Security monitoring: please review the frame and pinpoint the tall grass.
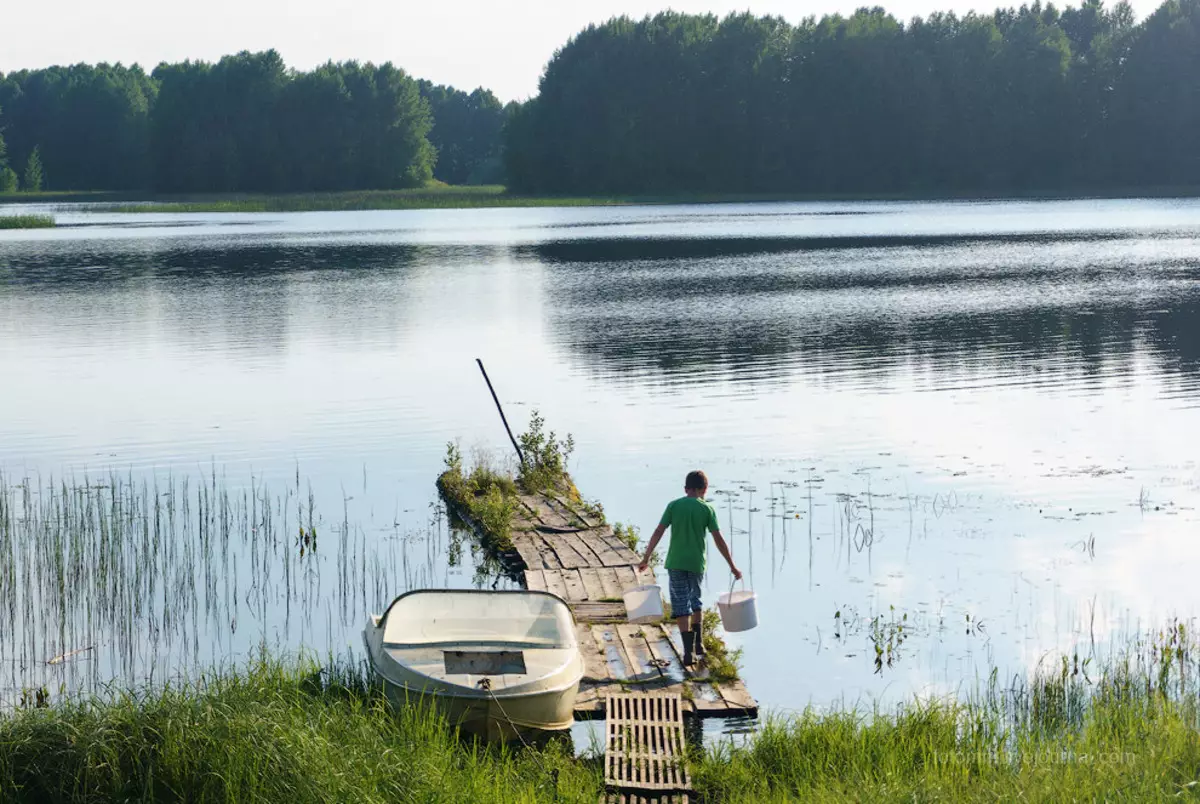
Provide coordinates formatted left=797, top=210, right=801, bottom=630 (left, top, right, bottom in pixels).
left=696, top=631, right=1200, bottom=801
left=0, top=214, right=54, bottom=229
left=0, top=469, right=437, bottom=705
left=0, top=655, right=602, bottom=803
left=3, top=640, right=1200, bottom=802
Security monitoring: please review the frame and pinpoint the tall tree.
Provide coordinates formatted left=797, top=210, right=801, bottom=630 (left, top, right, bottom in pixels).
left=22, top=145, right=42, bottom=191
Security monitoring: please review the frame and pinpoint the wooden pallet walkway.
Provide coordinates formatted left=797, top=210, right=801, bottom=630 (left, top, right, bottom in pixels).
left=605, top=693, right=691, bottom=802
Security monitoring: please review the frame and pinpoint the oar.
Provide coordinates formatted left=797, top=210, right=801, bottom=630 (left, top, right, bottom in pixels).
left=476, top=358, right=526, bottom=468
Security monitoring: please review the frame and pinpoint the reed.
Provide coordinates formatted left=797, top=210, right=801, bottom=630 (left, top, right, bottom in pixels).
left=0, top=214, right=54, bottom=229
left=0, top=468, right=433, bottom=706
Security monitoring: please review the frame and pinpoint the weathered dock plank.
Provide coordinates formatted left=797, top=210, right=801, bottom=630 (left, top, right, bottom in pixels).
left=574, top=624, right=758, bottom=719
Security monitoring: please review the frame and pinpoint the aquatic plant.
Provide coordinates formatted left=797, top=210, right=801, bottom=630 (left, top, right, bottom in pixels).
left=0, top=468, right=432, bottom=706
left=0, top=214, right=54, bottom=229
left=516, top=410, right=575, bottom=495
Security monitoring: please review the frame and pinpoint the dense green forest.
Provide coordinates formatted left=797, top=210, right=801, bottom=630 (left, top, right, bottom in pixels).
left=507, top=0, right=1200, bottom=194
left=1, top=0, right=1198, bottom=196
left=0, top=52, right=506, bottom=193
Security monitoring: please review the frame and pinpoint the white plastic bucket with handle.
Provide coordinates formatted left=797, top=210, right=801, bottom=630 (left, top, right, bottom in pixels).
left=717, top=580, right=758, bottom=632
left=623, top=584, right=665, bottom=624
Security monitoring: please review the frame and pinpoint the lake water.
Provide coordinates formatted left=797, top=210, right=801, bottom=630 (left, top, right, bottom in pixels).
left=2, top=198, right=1198, bottom=733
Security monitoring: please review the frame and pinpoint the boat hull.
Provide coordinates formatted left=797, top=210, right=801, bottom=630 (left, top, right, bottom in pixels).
left=376, top=674, right=580, bottom=741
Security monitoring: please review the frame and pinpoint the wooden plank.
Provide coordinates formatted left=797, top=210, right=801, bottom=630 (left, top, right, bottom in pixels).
left=542, top=532, right=591, bottom=569
left=524, top=569, right=547, bottom=592
left=518, top=494, right=575, bottom=529
left=614, top=565, right=641, bottom=592
left=542, top=569, right=569, bottom=600
left=564, top=531, right=606, bottom=566
left=598, top=530, right=643, bottom=565
left=649, top=625, right=725, bottom=711
left=510, top=535, right=543, bottom=570
left=617, top=624, right=665, bottom=685
left=715, top=679, right=759, bottom=715
left=593, top=624, right=634, bottom=682
left=571, top=601, right=627, bottom=623
left=597, top=568, right=626, bottom=600
left=561, top=569, right=588, bottom=602
left=582, top=528, right=631, bottom=567
left=579, top=567, right=607, bottom=601
left=532, top=534, right=563, bottom=569
left=550, top=492, right=603, bottom=529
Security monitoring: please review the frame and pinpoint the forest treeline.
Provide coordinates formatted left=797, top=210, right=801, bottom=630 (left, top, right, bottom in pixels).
left=506, top=0, right=1200, bottom=194
left=0, top=51, right=508, bottom=193
left=1, top=0, right=1199, bottom=196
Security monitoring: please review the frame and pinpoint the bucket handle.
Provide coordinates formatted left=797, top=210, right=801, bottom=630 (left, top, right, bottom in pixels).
left=727, top=574, right=745, bottom=601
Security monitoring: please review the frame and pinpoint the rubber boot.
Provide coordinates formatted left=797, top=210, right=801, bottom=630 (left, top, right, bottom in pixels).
left=681, top=630, right=694, bottom=666
left=693, top=620, right=706, bottom=661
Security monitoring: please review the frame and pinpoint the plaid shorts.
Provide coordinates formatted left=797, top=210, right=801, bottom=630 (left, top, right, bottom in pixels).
left=667, top=569, right=703, bottom=616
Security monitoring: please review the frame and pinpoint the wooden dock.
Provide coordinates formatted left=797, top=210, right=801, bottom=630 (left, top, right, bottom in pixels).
left=495, top=490, right=758, bottom=720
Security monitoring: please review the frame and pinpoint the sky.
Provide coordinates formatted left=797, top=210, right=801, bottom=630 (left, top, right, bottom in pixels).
left=0, top=0, right=1164, bottom=102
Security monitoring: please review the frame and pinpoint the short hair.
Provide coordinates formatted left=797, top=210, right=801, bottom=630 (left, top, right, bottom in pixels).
left=685, top=470, right=708, bottom=490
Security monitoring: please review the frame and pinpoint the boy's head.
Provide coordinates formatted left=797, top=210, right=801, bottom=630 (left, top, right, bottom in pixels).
left=684, top=470, right=708, bottom=497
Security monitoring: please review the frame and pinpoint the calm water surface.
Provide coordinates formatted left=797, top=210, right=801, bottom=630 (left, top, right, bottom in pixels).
left=2, top=199, right=1198, bottom=732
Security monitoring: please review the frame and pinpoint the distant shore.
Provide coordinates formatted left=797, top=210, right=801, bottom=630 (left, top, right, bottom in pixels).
left=3, top=184, right=1200, bottom=214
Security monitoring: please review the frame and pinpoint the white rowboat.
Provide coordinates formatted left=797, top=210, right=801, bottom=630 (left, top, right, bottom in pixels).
left=363, top=589, right=583, bottom=740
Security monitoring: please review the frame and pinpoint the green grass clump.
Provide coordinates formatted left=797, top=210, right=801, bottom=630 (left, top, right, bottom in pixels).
left=515, top=411, right=575, bottom=496
left=438, top=410, right=580, bottom=550
left=701, top=609, right=743, bottom=684
left=0, top=656, right=600, bottom=804
left=693, top=693, right=1200, bottom=802
left=0, top=214, right=54, bottom=229
left=437, top=442, right=519, bottom=548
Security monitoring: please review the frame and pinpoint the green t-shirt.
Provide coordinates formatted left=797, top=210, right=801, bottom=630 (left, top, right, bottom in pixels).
left=660, top=496, right=720, bottom=574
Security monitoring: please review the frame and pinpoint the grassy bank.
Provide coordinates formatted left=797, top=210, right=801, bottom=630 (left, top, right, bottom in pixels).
left=0, top=214, right=54, bottom=229
left=4, top=642, right=1200, bottom=802
left=0, top=656, right=597, bottom=803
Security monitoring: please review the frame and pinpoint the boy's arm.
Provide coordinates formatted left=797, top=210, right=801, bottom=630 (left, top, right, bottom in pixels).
left=711, top=530, right=743, bottom=580
left=637, top=523, right=668, bottom=572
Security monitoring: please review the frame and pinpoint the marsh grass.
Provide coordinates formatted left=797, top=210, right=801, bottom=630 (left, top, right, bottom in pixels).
left=0, top=468, right=427, bottom=706
left=0, top=214, right=54, bottom=229
left=0, top=655, right=602, bottom=803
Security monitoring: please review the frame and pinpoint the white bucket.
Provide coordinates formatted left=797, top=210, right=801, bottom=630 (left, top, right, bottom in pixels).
left=623, top=584, right=665, bottom=624
left=717, top=587, right=758, bottom=632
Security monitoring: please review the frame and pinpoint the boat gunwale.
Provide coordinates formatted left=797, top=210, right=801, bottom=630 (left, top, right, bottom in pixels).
left=363, top=628, right=585, bottom=700
left=377, top=587, right=578, bottom=627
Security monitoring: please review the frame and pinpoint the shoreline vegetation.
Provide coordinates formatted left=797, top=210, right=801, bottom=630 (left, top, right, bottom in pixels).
left=0, top=213, right=54, bottom=228
left=0, top=462, right=1198, bottom=798
left=3, top=641, right=1200, bottom=802
left=6, top=183, right=1200, bottom=215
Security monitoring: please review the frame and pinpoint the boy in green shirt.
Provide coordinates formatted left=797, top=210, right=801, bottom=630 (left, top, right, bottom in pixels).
left=638, top=470, right=742, bottom=666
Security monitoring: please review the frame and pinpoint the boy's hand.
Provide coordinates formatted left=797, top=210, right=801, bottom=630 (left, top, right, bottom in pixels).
left=731, top=566, right=743, bottom=581
left=637, top=561, right=650, bottom=573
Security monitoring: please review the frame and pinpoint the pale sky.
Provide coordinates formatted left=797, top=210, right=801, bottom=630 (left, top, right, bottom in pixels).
left=0, top=0, right=1163, bottom=102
